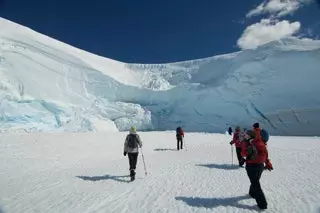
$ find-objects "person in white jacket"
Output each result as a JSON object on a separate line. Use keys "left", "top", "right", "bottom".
{"left": 123, "top": 126, "right": 143, "bottom": 180}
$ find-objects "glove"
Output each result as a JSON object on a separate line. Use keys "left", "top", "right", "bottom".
{"left": 123, "top": 152, "right": 127, "bottom": 156}
{"left": 229, "top": 141, "right": 233, "bottom": 145}
{"left": 265, "top": 159, "right": 273, "bottom": 171}
{"left": 240, "top": 157, "right": 246, "bottom": 165}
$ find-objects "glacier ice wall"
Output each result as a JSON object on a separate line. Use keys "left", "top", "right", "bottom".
{"left": 1, "top": 18, "right": 320, "bottom": 136}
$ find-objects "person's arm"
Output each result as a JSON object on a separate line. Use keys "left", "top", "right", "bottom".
{"left": 264, "top": 147, "right": 273, "bottom": 170}
{"left": 123, "top": 135, "right": 128, "bottom": 155}
{"left": 230, "top": 132, "right": 237, "bottom": 145}
{"left": 241, "top": 140, "right": 248, "bottom": 157}
{"left": 137, "top": 134, "right": 142, "bottom": 148}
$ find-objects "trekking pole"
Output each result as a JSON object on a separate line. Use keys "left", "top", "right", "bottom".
{"left": 140, "top": 147, "right": 148, "bottom": 176}
{"left": 231, "top": 144, "right": 234, "bottom": 165}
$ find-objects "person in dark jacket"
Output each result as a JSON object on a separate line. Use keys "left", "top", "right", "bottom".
{"left": 228, "top": 126, "right": 233, "bottom": 136}
{"left": 241, "top": 130, "right": 273, "bottom": 210}
{"left": 123, "top": 126, "right": 143, "bottom": 181}
{"left": 176, "top": 127, "right": 184, "bottom": 150}
{"left": 230, "top": 126, "right": 244, "bottom": 167}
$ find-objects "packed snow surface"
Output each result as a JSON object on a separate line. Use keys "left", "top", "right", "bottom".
{"left": 1, "top": 18, "right": 320, "bottom": 135}
{"left": 0, "top": 132, "right": 319, "bottom": 213}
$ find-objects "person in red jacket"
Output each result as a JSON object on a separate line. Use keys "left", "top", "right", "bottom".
{"left": 176, "top": 127, "right": 184, "bottom": 150}
{"left": 229, "top": 126, "right": 244, "bottom": 167}
{"left": 253, "top": 122, "right": 262, "bottom": 140}
{"left": 241, "top": 130, "right": 273, "bottom": 210}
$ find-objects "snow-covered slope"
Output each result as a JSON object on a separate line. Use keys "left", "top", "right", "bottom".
{"left": 1, "top": 18, "right": 320, "bottom": 135}
{"left": 0, "top": 132, "right": 320, "bottom": 213}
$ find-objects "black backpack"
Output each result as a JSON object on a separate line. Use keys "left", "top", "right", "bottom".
{"left": 176, "top": 127, "right": 182, "bottom": 136}
{"left": 127, "top": 134, "right": 138, "bottom": 148}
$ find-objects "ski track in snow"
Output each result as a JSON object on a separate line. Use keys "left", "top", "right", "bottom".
{"left": 0, "top": 132, "right": 319, "bottom": 213}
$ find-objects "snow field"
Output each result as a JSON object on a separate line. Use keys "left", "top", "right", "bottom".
{"left": 0, "top": 132, "right": 319, "bottom": 213}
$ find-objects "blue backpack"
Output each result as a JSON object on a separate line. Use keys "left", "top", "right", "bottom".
{"left": 260, "top": 129, "right": 269, "bottom": 143}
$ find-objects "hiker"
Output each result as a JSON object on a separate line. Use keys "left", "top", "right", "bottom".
{"left": 176, "top": 126, "right": 184, "bottom": 150}
{"left": 253, "top": 122, "right": 270, "bottom": 145}
{"left": 123, "top": 126, "right": 143, "bottom": 181}
{"left": 253, "top": 122, "right": 262, "bottom": 140}
{"left": 229, "top": 126, "right": 244, "bottom": 167}
{"left": 228, "top": 126, "right": 233, "bottom": 135}
{"left": 241, "top": 130, "right": 273, "bottom": 210}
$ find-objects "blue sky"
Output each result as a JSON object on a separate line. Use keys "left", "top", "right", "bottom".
{"left": 0, "top": 0, "right": 319, "bottom": 63}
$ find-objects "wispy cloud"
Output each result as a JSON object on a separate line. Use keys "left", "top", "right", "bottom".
{"left": 246, "top": 0, "right": 312, "bottom": 18}
{"left": 237, "top": 19, "right": 301, "bottom": 49}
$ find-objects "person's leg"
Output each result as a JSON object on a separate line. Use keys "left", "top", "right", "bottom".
{"left": 254, "top": 164, "right": 267, "bottom": 209}
{"left": 236, "top": 148, "right": 243, "bottom": 166}
{"left": 132, "top": 153, "right": 138, "bottom": 170}
{"left": 246, "top": 165, "right": 256, "bottom": 197}
{"left": 128, "top": 153, "right": 135, "bottom": 176}
{"left": 246, "top": 164, "right": 268, "bottom": 209}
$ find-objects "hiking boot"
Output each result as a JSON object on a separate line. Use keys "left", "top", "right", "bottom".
{"left": 249, "top": 192, "right": 256, "bottom": 198}
{"left": 258, "top": 204, "right": 267, "bottom": 210}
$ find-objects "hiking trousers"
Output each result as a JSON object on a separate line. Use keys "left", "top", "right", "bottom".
{"left": 176, "top": 136, "right": 183, "bottom": 150}
{"left": 236, "top": 147, "right": 244, "bottom": 166}
{"left": 128, "top": 153, "right": 138, "bottom": 171}
{"left": 246, "top": 163, "right": 268, "bottom": 209}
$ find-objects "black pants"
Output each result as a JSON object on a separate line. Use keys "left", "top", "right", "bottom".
{"left": 177, "top": 137, "right": 183, "bottom": 150}
{"left": 246, "top": 163, "right": 267, "bottom": 209}
{"left": 128, "top": 153, "right": 138, "bottom": 171}
{"left": 236, "top": 147, "right": 244, "bottom": 166}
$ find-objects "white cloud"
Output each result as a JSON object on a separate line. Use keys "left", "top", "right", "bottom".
{"left": 247, "top": 0, "right": 312, "bottom": 18}
{"left": 237, "top": 19, "right": 301, "bottom": 49}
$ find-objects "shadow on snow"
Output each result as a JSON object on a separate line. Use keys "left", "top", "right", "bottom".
{"left": 196, "top": 163, "right": 241, "bottom": 170}
{"left": 175, "top": 195, "right": 257, "bottom": 210}
{"left": 76, "top": 174, "right": 131, "bottom": 183}
{"left": 154, "top": 148, "right": 177, "bottom": 152}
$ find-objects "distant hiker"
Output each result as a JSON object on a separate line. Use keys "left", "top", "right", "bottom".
{"left": 123, "top": 126, "right": 143, "bottom": 181}
{"left": 176, "top": 126, "right": 184, "bottom": 150}
{"left": 229, "top": 126, "right": 244, "bottom": 167}
{"left": 253, "top": 122, "right": 270, "bottom": 144}
{"left": 228, "top": 126, "right": 233, "bottom": 136}
{"left": 241, "top": 130, "right": 273, "bottom": 210}
{"left": 252, "top": 122, "right": 262, "bottom": 140}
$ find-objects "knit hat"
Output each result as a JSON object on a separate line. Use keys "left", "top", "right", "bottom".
{"left": 130, "top": 126, "right": 136, "bottom": 133}
{"left": 253, "top": 122, "right": 259, "bottom": 129}
{"left": 246, "top": 130, "right": 256, "bottom": 139}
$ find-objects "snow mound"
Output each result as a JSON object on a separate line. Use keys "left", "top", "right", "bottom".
{"left": 1, "top": 18, "right": 320, "bottom": 135}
